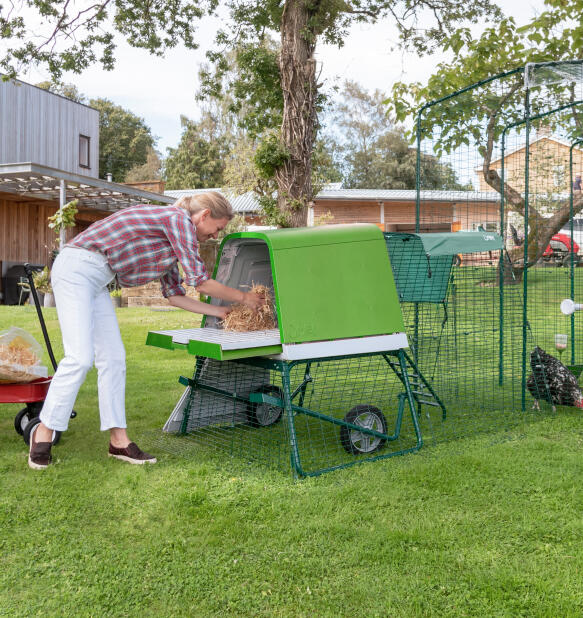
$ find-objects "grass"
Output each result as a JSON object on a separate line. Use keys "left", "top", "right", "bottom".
{"left": 2, "top": 305, "right": 583, "bottom": 616}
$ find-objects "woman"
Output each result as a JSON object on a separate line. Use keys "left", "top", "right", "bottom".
{"left": 29, "top": 192, "right": 264, "bottom": 470}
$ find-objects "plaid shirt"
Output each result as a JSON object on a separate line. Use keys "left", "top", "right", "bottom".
{"left": 68, "top": 204, "right": 209, "bottom": 297}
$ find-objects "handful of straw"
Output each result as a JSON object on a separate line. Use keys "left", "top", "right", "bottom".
{"left": 221, "top": 284, "right": 277, "bottom": 332}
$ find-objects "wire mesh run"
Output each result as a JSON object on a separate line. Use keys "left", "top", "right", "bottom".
{"left": 151, "top": 352, "right": 424, "bottom": 477}
{"left": 407, "top": 61, "right": 583, "bottom": 434}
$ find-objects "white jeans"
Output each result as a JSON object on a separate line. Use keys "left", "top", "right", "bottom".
{"left": 40, "top": 247, "right": 127, "bottom": 432}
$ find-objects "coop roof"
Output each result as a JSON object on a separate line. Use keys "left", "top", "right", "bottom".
{"left": 218, "top": 224, "right": 405, "bottom": 346}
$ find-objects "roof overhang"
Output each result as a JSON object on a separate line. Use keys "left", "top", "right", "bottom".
{"left": 0, "top": 162, "right": 174, "bottom": 211}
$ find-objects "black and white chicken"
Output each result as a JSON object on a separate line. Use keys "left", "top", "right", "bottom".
{"left": 526, "top": 346, "right": 583, "bottom": 411}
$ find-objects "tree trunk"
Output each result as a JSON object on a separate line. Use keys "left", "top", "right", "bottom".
{"left": 277, "top": 0, "right": 318, "bottom": 227}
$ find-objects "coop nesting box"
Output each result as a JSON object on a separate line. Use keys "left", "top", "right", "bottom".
{"left": 146, "top": 224, "right": 444, "bottom": 477}
{"left": 148, "top": 224, "right": 408, "bottom": 359}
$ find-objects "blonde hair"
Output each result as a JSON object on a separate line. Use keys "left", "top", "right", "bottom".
{"left": 174, "top": 191, "right": 234, "bottom": 220}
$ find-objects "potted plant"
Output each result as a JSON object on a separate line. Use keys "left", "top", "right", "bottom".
{"left": 32, "top": 267, "right": 54, "bottom": 307}
{"left": 110, "top": 288, "right": 122, "bottom": 308}
{"left": 47, "top": 199, "right": 79, "bottom": 263}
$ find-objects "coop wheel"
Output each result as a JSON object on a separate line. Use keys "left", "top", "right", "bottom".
{"left": 248, "top": 385, "right": 283, "bottom": 427}
{"left": 340, "top": 405, "right": 388, "bottom": 455}
{"left": 22, "top": 417, "right": 61, "bottom": 447}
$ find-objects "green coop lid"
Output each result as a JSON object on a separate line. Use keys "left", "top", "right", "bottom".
{"left": 214, "top": 224, "right": 405, "bottom": 345}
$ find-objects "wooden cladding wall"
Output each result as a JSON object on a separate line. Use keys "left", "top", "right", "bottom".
{"left": 0, "top": 198, "right": 79, "bottom": 265}
{"left": 0, "top": 78, "right": 99, "bottom": 177}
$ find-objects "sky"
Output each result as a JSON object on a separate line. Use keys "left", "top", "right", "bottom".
{"left": 21, "top": 0, "right": 547, "bottom": 156}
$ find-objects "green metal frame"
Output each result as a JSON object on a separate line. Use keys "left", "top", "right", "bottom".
{"left": 499, "top": 99, "right": 583, "bottom": 409}
{"left": 175, "top": 349, "right": 439, "bottom": 477}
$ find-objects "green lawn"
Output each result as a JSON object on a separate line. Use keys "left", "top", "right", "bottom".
{"left": 2, "top": 306, "right": 583, "bottom": 616}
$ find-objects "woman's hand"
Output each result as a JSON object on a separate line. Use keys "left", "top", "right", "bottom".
{"left": 241, "top": 291, "right": 266, "bottom": 311}
{"left": 216, "top": 305, "right": 231, "bottom": 320}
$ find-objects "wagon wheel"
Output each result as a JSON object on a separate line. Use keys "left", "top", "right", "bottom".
{"left": 340, "top": 405, "right": 388, "bottom": 455}
{"left": 247, "top": 385, "right": 283, "bottom": 428}
{"left": 14, "top": 402, "right": 43, "bottom": 436}
{"left": 22, "top": 417, "right": 61, "bottom": 446}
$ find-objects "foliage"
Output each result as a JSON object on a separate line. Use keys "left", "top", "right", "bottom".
{"left": 109, "top": 288, "right": 122, "bottom": 297}
{"left": 200, "top": 39, "right": 283, "bottom": 140}
{"left": 47, "top": 199, "right": 78, "bottom": 235}
{"left": 253, "top": 131, "right": 290, "bottom": 180}
{"left": 32, "top": 267, "right": 52, "bottom": 294}
{"left": 164, "top": 114, "right": 230, "bottom": 190}
{"left": 330, "top": 81, "right": 470, "bottom": 190}
{"left": 35, "top": 80, "right": 85, "bottom": 103}
{"left": 390, "top": 3, "right": 583, "bottom": 272}
{"left": 90, "top": 97, "right": 156, "bottom": 182}
{"left": 125, "top": 147, "right": 162, "bottom": 182}
{"left": 2, "top": 0, "right": 504, "bottom": 225}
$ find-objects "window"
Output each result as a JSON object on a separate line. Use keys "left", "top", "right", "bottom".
{"left": 79, "top": 134, "right": 90, "bottom": 168}
{"left": 553, "top": 164, "right": 565, "bottom": 188}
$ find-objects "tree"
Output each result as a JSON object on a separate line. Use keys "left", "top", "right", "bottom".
{"left": 391, "top": 3, "right": 583, "bottom": 278}
{"left": 35, "top": 80, "right": 85, "bottom": 103}
{"left": 89, "top": 98, "right": 155, "bottom": 182}
{"left": 125, "top": 147, "right": 162, "bottom": 182}
{"left": 2, "top": 0, "right": 503, "bottom": 226}
{"left": 330, "top": 81, "right": 469, "bottom": 190}
{"left": 164, "top": 113, "right": 231, "bottom": 190}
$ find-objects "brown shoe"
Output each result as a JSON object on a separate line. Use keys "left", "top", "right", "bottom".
{"left": 108, "top": 442, "right": 157, "bottom": 465}
{"left": 28, "top": 426, "right": 52, "bottom": 470}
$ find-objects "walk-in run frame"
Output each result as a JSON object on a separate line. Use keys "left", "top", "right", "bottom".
{"left": 404, "top": 60, "right": 583, "bottom": 447}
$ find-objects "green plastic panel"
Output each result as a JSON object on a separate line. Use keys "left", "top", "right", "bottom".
{"left": 219, "top": 224, "right": 405, "bottom": 344}
{"left": 146, "top": 331, "right": 282, "bottom": 360}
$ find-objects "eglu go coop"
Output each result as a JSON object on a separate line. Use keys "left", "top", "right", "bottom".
{"left": 147, "top": 224, "right": 445, "bottom": 477}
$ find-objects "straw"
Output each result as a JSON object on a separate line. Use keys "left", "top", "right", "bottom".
{"left": 221, "top": 284, "right": 277, "bottom": 332}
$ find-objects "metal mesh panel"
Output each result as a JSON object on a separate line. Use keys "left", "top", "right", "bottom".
{"left": 412, "top": 62, "right": 583, "bottom": 435}
{"left": 150, "top": 353, "right": 423, "bottom": 477}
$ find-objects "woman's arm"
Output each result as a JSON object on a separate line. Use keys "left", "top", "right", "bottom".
{"left": 167, "top": 294, "right": 230, "bottom": 319}
{"left": 196, "top": 278, "right": 265, "bottom": 310}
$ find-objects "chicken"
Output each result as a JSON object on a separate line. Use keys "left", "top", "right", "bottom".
{"left": 526, "top": 346, "right": 583, "bottom": 411}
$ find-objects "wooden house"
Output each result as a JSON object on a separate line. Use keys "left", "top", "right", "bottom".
{"left": 476, "top": 135, "right": 583, "bottom": 194}
{"left": 0, "top": 77, "right": 173, "bottom": 304}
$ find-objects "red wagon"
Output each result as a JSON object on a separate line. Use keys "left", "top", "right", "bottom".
{"left": 1, "top": 264, "right": 75, "bottom": 445}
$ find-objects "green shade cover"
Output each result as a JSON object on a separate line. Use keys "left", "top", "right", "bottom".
{"left": 384, "top": 232, "right": 503, "bottom": 304}
{"left": 409, "top": 231, "right": 504, "bottom": 256}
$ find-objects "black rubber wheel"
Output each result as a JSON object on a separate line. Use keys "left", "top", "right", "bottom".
{"left": 14, "top": 408, "right": 31, "bottom": 435}
{"left": 340, "top": 404, "right": 388, "bottom": 455}
{"left": 247, "top": 385, "right": 283, "bottom": 427}
{"left": 14, "top": 402, "right": 43, "bottom": 436}
{"left": 22, "top": 417, "right": 61, "bottom": 446}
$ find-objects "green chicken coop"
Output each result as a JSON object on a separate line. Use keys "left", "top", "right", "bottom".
{"left": 147, "top": 224, "right": 444, "bottom": 477}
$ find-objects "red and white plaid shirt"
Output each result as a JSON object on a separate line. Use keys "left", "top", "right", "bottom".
{"left": 68, "top": 204, "right": 209, "bottom": 297}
